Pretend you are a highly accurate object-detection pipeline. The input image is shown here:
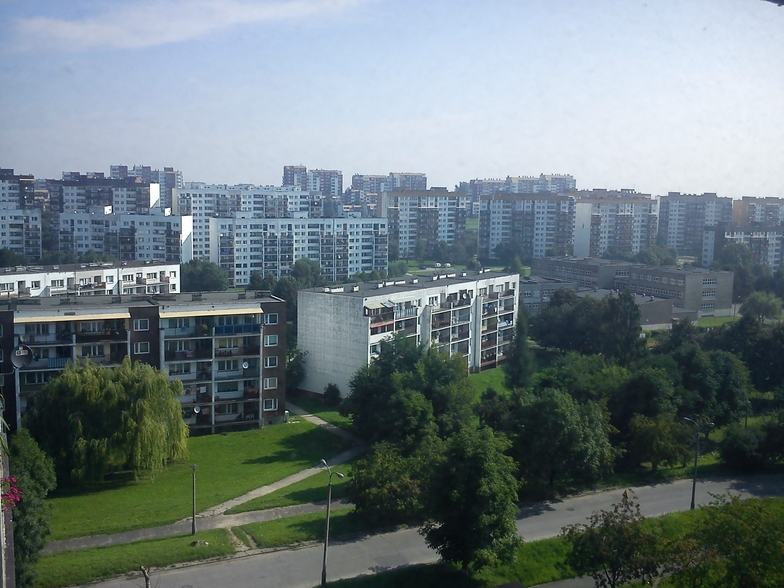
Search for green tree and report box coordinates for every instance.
[387,260,408,278]
[628,414,692,472]
[323,382,341,406]
[510,389,615,490]
[181,259,229,292]
[291,257,324,288]
[601,290,644,366]
[420,427,521,572]
[0,247,28,267]
[79,250,118,263]
[24,359,188,486]
[561,492,660,588]
[740,291,782,323]
[246,270,265,290]
[9,429,57,588]
[413,239,427,264]
[38,250,78,265]
[719,424,766,473]
[504,308,535,390]
[667,495,784,588]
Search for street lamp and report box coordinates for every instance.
[320,458,344,587]
[190,464,198,535]
[683,417,714,510]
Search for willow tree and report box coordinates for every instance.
[25,358,188,486]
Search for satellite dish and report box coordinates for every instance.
[242,361,249,370]
[11,345,33,369]
[193,406,201,415]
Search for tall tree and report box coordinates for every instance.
[504,307,535,390]
[290,257,324,288]
[601,289,644,366]
[0,247,28,267]
[420,427,521,572]
[740,291,782,323]
[9,429,57,588]
[181,259,229,292]
[25,358,188,486]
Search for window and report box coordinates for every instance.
[264,313,279,325]
[702,278,717,286]
[215,403,239,415]
[80,321,103,333]
[264,356,278,368]
[263,377,277,389]
[82,344,104,357]
[218,360,238,371]
[25,323,48,335]
[701,303,716,311]
[133,318,149,331]
[702,290,716,299]
[134,342,150,354]
[263,398,278,411]
[169,318,189,329]
[264,334,278,347]
[169,363,191,375]
[25,372,50,385]
[31,281,41,289]
[123,274,134,282]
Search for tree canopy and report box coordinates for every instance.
[740,291,782,323]
[25,358,188,486]
[181,259,229,292]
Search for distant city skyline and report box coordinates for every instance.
[1,0,783,198]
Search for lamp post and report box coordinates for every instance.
[320,458,344,587]
[190,464,198,535]
[683,417,714,510]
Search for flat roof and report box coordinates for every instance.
[0,260,177,277]
[302,270,519,299]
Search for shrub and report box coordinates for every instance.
[324,382,341,406]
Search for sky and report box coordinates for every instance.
[1,0,783,197]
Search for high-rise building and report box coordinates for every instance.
[282,166,343,197]
[380,190,466,258]
[703,225,784,270]
[110,164,183,209]
[478,192,575,260]
[572,189,658,257]
[732,197,784,226]
[469,174,576,202]
[657,192,733,257]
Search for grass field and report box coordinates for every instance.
[238,508,366,549]
[47,419,351,541]
[225,459,355,514]
[697,315,740,327]
[468,366,510,400]
[289,395,353,430]
[34,529,235,588]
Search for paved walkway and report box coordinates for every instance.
[44,403,365,555]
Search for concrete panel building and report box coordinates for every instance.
[0,290,286,434]
[658,192,733,257]
[703,225,784,270]
[298,270,519,396]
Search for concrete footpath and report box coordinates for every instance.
[44,403,365,555]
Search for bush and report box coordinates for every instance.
[719,424,765,473]
[324,382,342,406]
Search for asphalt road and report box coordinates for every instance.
[81,474,784,588]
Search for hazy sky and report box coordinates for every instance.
[1,0,783,197]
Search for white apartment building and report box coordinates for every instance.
[658,193,734,257]
[0,260,180,298]
[298,270,519,396]
[478,192,575,259]
[703,225,784,270]
[733,197,784,226]
[61,181,160,214]
[59,207,193,263]
[380,190,467,258]
[470,174,576,202]
[572,190,658,257]
[209,215,388,285]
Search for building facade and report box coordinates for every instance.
[657,192,734,257]
[479,192,575,259]
[380,190,467,258]
[732,197,784,226]
[572,190,658,257]
[703,225,784,270]
[298,270,519,396]
[0,290,286,434]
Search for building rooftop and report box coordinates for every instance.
[0,260,176,277]
[302,270,518,299]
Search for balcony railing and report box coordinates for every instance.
[77,329,127,343]
[214,324,261,335]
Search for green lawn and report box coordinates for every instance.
[47,419,351,540]
[469,366,510,400]
[466,217,479,232]
[289,395,353,431]
[697,315,740,327]
[225,460,355,514]
[33,529,235,588]
[239,508,369,549]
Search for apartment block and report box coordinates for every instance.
[379,190,466,258]
[703,225,784,270]
[282,166,342,196]
[0,290,286,434]
[0,260,180,298]
[658,192,733,257]
[209,215,388,285]
[0,208,41,260]
[469,174,576,202]
[573,190,658,257]
[518,276,579,314]
[110,165,183,209]
[58,207,192,263]
[50,176,161,215]
[351,172,428,194]
[0,169,36,209]
[478,192,574,260]
[732,197,784,226]
[298,270,519,396]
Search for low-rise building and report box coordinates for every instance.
[298,270,519,396]
[0,290,286,434]
[518,276,579,314]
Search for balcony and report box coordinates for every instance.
[214,324,261,336]
[77,329,128,343]
[165,348,212,361]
